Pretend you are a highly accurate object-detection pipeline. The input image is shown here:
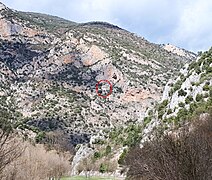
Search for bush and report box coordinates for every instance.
[173,80,183,91]
[167,109,172,115]
[94,152,101,159]
[169,89,174,96]
[2,140,71,180]
[180,74,186,81]
[179,102,185,107]
[93,138,105,145]
[206,66,212,74]
[204,93,209,98]
[158,100,169,113]
[35,131,46,143]
[125,113,212,180]
[177,108,188,121]
[203,83,210,91]
[105,145,112,155]
[143,117,151,127]
[185,95,193,104]
[99,163,108,173]
[178,89,187,96]
[196,94,203,102]
[189,102,198,114]
[118,149,128,165]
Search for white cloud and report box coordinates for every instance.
[171,0,212,52]
[1,0,212,52]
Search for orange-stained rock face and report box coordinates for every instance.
[0,19,15,37]
[62,54,75,64]
[122,88,159,102]
[23,27,39,37]
[0,19,39,38]
[82,45,106,66]
[105,65,113,78]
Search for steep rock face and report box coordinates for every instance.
[143,48,212,136]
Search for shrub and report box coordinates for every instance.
[196,94,203,102]
[203,83,210,91]
[143,117,151,127]
[158,110,164,119]
[118,149,128,165]
[180,74,186,81]
[94,152,101,159]
[173,80,182,91]
[167,109,172,115]
[185,95,193,104]
[125,113,212,180]
[196,67,201,74]
[35,131,46,143]
[105,145,112,155]
[203,93,209,98]
[93,139,105,145]
[206,66,212,74]
[178,89,187,96]
[99,163,108,173]
[169,89,174,96]
[148,110,153,116]
[158,100,169,111]
[2,140,71,180]
[189,102,198,114]
[177,108,188,121]
[179,102,185,107]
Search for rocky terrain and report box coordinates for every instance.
[142,48,212,140]
[0,1,206,177]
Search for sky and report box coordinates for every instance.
[1,0,212,52]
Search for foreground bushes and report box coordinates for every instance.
[125,112,212,180]
[1,141,72,180]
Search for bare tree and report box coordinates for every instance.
[125,113,212,180]
[0,112,24,177]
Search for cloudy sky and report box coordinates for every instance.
[1,0,212,52]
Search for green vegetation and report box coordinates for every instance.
[185,95,193,104]
[99,163,108,173]
[105,145,112,155]
[118,149,128,165]
[92,139,105,145]
[203,83,210,91]
[164,96,212,126]
[143,117,151,127]
[94,152,101,159]
[178,89,187,96]
[195,93,203,102]
[179,102,185,107]
[173,80,183,91]
[167,109,172,115]
[157,100,169,119]
[35,131,46,143]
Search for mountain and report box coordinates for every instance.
[142,48,212,140]
[0,2,203,178]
